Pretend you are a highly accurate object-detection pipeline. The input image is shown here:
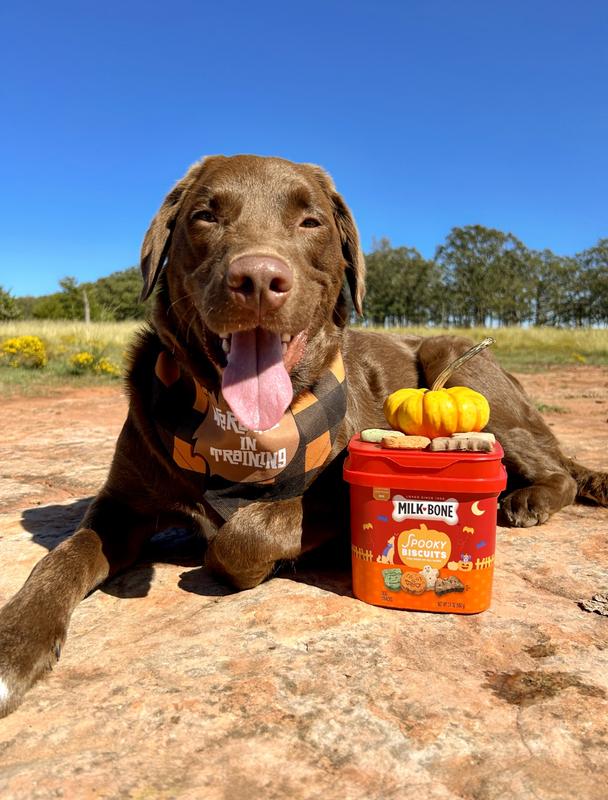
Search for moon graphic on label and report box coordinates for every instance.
[471,501,485,516]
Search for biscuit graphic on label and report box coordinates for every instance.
[382,568,402,591]
[435,576,465,596]
[420,565,439,589]
[400,572,427,595]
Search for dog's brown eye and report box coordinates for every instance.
[300,217,321,228]
[192,210,217,223]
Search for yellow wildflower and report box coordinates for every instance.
[0,336,48,369]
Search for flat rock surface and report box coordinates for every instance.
[0,368,607,799]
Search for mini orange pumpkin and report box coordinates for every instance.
[384,338,494,439]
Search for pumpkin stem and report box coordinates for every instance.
[431,337,496,392]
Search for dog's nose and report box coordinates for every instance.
[227,255,293,313]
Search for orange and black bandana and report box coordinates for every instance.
[151,349,347,521]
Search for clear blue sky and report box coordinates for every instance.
[1,1,607,296]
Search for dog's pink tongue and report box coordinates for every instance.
[222,329,293,431]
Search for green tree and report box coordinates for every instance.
[364,239,444,326]
[31,277,84,320]
[92,267,147,320]
[576,239,608,326]
[29,275,116,321]
[57,276,83,318]
[488,244,533,326]
[436,225,529,326]
[31,292,68,319]
[0,286,21,320]
[14,295,37,319]
[527,250,574,326]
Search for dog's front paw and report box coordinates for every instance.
[501,486,552,527]
[205,535,276,590]
[0,595,66,717]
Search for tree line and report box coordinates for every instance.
[0,267,148,322]
[365,226,608,327]
[1,225,607,326]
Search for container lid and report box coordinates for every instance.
[343,434,507,494]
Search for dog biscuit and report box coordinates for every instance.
[361,428,404,443]
[381,435,431,450]
[452,432,496,443]
[429,436,493,452]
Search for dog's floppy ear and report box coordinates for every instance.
[139,161,203,301]
[331,191,366,316]
[306,165,366,315]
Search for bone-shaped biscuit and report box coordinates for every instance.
[452,431,496,443]
[429,436,493,452]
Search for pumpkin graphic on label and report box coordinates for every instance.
[397,523,452,570]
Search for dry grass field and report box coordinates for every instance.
[0,320,607,396]
[369,325,608,371]
[0,320,142,395]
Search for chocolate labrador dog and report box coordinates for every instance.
[0,155,606,716]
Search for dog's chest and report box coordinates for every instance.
[150,348,348,522]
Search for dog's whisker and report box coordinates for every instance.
[184,315,196,348]
[167,292,197,314]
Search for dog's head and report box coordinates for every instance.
[140,155,365,430]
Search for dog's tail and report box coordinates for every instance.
[567,460,608,506]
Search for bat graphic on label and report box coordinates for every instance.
[363,523,373,530]
[463,526,475,534]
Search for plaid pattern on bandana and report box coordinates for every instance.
[151,348,347,520]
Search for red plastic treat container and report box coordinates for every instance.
[343,435,507,613]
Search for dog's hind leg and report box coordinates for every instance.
[416,335,586,527]
[493,427,577,526]
[567,459,608,507]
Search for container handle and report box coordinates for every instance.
[378,452,468,471]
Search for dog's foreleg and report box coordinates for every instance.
[205,455,350,589]
[205,498,307,590]
[0,493,154,717]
